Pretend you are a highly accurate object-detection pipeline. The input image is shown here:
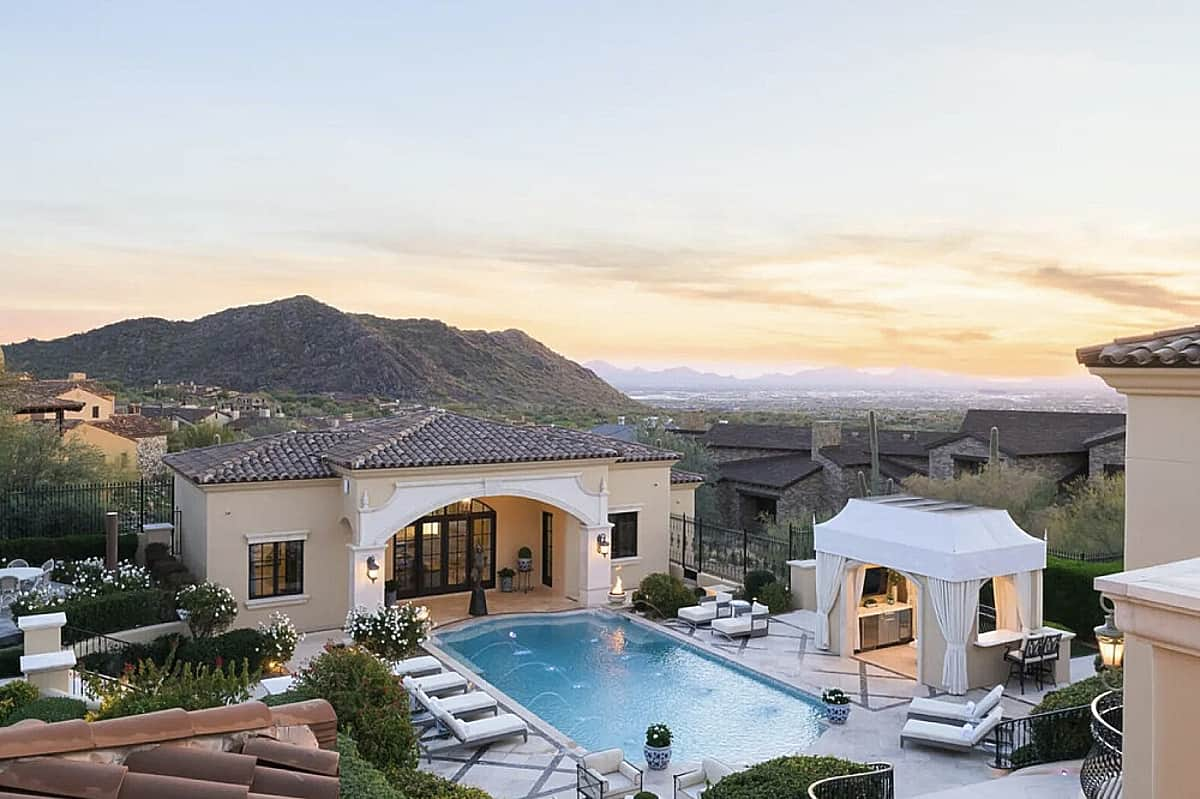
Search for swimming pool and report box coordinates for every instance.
[434,611,826,763]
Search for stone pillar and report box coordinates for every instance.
[346,543,387,613]
[579,523,615,607]
[19,612,74,696]
[104,511,119,570]
[138,522,175,566]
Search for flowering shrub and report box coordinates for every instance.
[645,722,672,747]
[55,558,151,594]
[258,611,303,670]
[177,582,238,638]
[344,603,431,663]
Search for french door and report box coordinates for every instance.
[392,500,496,598]
[541,511,553,587]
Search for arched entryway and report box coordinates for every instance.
[391,499,497,598]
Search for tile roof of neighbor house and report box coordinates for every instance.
[930,409,1126,457]
[20,378,115,399]
[163,409,681,485]
[1077,324,1200,368]
[587,423,639,442]
[717,454,823,489]
[90,414,169,440]
[669,468,706,484]
[140,405,223,424]
[702,423,813,451]
[0,699,338,799]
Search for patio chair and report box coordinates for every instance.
[676,592,732,629]
[6,560,28,569]
[1004,635,1049,694]
[391,654,443,678]
[1036,633,1064,689]
[907,684,1004,724]
[411,685,498,729]
[710,601,770,640]
[401,671,468,698]
[674,757,734,799]
[577,748,642,799]
[422,701,528,761]
[0,576,18,609]
[899,705,1004,752]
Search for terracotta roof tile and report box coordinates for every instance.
[123,746,258,786]
[189,702,274,737]
[1078,324,1200,368]
[90,414,168,440]
[0,718,92,759]
[240,738,340,777]
[669,468,705,485]
[269,701,338,750]
[90,708,194,749]
[0,757,127,799]
[249,766,339,799]
[118,772,249,799]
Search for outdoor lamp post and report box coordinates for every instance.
[1094,595,1125,669]
[596,532,610,556]
[365,555,380,583]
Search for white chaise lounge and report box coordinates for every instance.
[673,757,735,798]
[577,748,643,799]
[907,684,1004,724]
[410,685,499,728]
[391,655,443,678]
[422,702,528,760]
[676,593,733,629]
[899,705,1004,752]
[402,672,468,698]
[710,602,770,640]
[254,675,297,699]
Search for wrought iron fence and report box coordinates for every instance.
[808,762,894,799]
[1047,548,1123,563]
[0,478,173,539]
[1081,690,1123,799]
[669,513,813,586]
[991,703,1095,770]
[66,624,143,701]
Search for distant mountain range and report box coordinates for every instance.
[585,360,1113,394]
[2,296,638,412]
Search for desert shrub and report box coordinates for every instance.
[632,572,696,618]
[3,697,87,725]
[0,534,136,565]
[757,582,792,614]
[84,654,256,720]
[704,755,872,799]
[294,644,418,771]
[1043,556,1124,645]
[742,570,776,602]
[0,680,39,720]
[344,603,430,663]
[903,467,1057,531]
[1043,475,1125,556]
[176,581,238,638]
[13,588,175,643]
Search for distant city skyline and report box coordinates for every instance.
[3,3,1199,377]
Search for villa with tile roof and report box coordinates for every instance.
[62,414,170,477]
[163,409,699,632]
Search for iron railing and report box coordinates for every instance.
[1081,690,1123,799]
[0,478,173,539]
[1046,548,1123,563]
[991,703,1095,770]
[669,513,812,586]
[808,762,894,799]
[67,625,135,674]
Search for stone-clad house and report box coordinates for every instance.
[926,409,1126,483]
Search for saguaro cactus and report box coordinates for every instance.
[989,425,1001,469]
[856,470,869,498]
[867,410,881,493]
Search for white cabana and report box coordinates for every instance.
[815,495,1046,695]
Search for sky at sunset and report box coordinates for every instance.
[3,3,1199,377]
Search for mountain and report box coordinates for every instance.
[2,296,638,412]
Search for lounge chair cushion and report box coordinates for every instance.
[678,604,717,623]
[391,655,442,677]
[711,615,752,635]
[452,713,527,743]
[431,691,497,716]
[404,672,466,696]
[902,705,1003,748]
[582,748,624,773]
[977,684,1004,716]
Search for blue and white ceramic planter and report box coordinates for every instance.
[824,702,851,724]
[644,744,672,770]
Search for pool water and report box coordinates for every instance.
[434,611,825,763]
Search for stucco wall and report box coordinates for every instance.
[670,483,696,517]
[66,425,136,472]
[605,462,674,593]
[58,387,114,421]
[174,476,209,581]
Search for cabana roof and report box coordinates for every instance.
[815,495,1046,581]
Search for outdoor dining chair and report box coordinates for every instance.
[6,560,28,569]
[0,576,20,609]
[1004,634,1049,694]
[1037,632,1064,689]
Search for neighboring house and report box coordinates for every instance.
[64,414,170,477]
[137,403,233,429]
[588,422,639,442]
[1080,324,1200,797]
[163,409,699,632]
[7,372,114,422]
[703,421,940,527]
[926,409,1126,483]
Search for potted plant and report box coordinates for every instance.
[384,579,398,606]
[887,570,902,604]
[822,688,851,724]
[517,546,533,572]
[498,567,516,592]
[643,722,672,770]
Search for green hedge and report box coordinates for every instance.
[3,697,87,725]
[80,629,271,678]
[632,572,697,619]
[14,588,177,644]
[0,646,22,678]
[704,756,874,799]
[0,534,137,565]
[1011,671,1123,768]
[1043,556,1124,645]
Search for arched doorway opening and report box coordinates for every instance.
[391,499,497,599]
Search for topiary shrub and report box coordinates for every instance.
[294,644,418,772]
[176,582,238,638]
[704,755,873,799]
[3,697,87,725]
[632,572,696,619]
[757,582,792,614]
[742,570,777,602]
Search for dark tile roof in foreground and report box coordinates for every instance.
[1078,324,1200,368]
[717,454,823,489]
[164,409,680,485]
[931,409,1126,457]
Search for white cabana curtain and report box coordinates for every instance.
[852,565,868,650]
[1015,570,1035,632]
[993,575,1019,631]
[815,552,847,650]
[927,576,981,695]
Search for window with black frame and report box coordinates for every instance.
[249,540,304,599]
[608,511,638,559]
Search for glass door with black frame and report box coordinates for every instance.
[392,525,419,598]
[541,511,553,587]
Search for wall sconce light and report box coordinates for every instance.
[366,555,380,583]
[1094,595,1125,669]
[596,532,610,556]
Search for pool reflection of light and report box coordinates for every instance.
[608,627,626,654]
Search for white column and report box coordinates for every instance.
[579,523,614,607]
[347,543,387,613]
[19,612,73,696]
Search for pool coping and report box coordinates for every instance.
[424,607,831,766]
